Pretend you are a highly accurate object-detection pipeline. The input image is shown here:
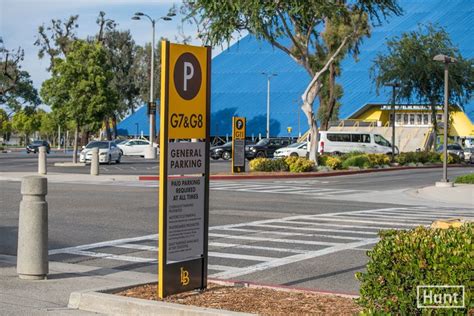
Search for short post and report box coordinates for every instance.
[17,176,48,280]
[38,146,47,175]
[91,147,99,176]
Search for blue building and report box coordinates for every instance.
[118,0,473,138]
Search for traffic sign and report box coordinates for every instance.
[158,41,211,298]
[232,117,246,173]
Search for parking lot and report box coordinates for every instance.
[0,150,242,175]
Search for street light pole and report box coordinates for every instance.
[262,72,277,139]
[384,82,400,162]
[433,54,457,186]
[132,12,174,159]
[149,18,155,155]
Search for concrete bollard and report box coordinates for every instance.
[38,146,47,175]
[17,176,48,280]
[91,147,99,176]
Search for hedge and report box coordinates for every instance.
[454,173,474,184]
[249,157,315,172]
[356,224,473,314]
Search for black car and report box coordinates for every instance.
[210,141,233,160]
[26,140,50,154]
[245,138,293,159]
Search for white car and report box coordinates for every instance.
[117,139,159,157]
[79,141,122,164]
[274,142,308,158]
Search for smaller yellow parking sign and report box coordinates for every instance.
[161,41,210,139]
[232,117,246,173]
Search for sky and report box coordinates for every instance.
[0,0,205,92]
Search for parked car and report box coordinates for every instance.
[210,141,233,160]
[79,141,122,164]
[117,139,159,157]
[274,142,308,158]
[317,131,397,155]
[26,140,50,154]
[464,147,474,163]
[245,138,294,159]
[436,144,465,161]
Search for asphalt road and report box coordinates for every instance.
[1,166,473,294]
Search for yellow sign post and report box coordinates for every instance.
[159,41,211,298]
[232,117,246,173]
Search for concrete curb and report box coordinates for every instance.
[68,284,253,316]
[207,278,359,298]
[138,164,468,181]
[68,278,359,315]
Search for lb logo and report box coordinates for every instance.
[180,267,190,286]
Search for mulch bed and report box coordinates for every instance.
[117,282,362,315]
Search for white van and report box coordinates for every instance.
[313,131,397,155]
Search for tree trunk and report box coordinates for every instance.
[301,35,350,164]
[73,125,79,164]
[302,82,321,164]
[104,118,112,140]
[112,115,118,139]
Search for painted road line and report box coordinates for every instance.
[60,249,157,263]
[211,238,380,279]
[298,216,421,227]
[350,212,449,221]
[115,244,157,251]
[249,223,378,236]
[282,220,410,231]
[208,242,307,254]
[357,210,462,219]
[49,234,158,255]
[330,213,433,224]
[208,252,273,262]
[217,227,365,241]
[209,233,340,246]
[371,209,474,217]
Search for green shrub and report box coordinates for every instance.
[356,224,473,314]
[284,156,299,166]
[440,152,462,164]
[341,154,371,169]
[318,154,330,167]
[0,146,4,151]
[252,158,289,172]
[249,157,315,172]
[288,157,315,172]
[366,154,390,167]
[325,156,343,170]
[454,173,474,184]
[396,151,442,165]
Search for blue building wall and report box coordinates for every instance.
[118,0,473,137]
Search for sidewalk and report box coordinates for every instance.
[0,254,155,315]
[410,183,474,207]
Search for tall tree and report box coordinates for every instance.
[0,38,40,113]
[11,109,41,145]
[0,108,11,140]
[34,15,79,70]
[371,24,474,132]
[102,30,140,135]
[41,40,117,163]
[184,0,401,162]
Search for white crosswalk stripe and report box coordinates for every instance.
[49,206,473,279]
[209,180,372,197]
